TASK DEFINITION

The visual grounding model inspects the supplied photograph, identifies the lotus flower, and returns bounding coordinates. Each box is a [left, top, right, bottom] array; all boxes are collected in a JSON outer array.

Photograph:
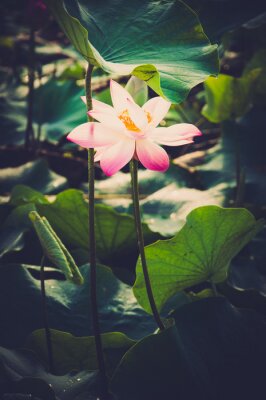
[[67, 80, 201, 176]]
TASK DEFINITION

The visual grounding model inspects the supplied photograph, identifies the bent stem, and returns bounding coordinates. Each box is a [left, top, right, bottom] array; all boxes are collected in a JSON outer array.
[[40, 255, 55, 374], [85, 64, 109, 398], [130, 159, 165, 331]]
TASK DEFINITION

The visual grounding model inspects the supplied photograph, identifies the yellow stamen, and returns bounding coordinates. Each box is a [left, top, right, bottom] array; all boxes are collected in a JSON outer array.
[[119, 109, 140, 132], [145, 110, 152, 124], [118, 109, 152, 132]]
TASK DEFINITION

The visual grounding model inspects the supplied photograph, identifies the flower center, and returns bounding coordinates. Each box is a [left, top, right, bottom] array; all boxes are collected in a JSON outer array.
[[118, 109, 152, 132]]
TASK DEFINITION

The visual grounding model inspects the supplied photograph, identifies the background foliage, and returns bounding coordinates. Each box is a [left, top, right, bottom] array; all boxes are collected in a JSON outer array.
[[0, 0, 265, 398]]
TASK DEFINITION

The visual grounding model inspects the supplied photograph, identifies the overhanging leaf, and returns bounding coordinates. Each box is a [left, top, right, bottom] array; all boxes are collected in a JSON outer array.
[[46, 0, 218, 103], [133, 205, 264, 313]]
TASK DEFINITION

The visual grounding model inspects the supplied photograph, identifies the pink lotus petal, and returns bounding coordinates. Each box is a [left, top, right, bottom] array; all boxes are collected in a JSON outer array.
[[88, 110, 125, 132], [149, 124, 201, 146], [92, 99, 115, 114], [81, 97, 115, 114], [78, 82, 201, 175], [126, 98, 148, 131], [67, 122, 119, 148], [136, 139, 169, 172], [100, 139, 135, 176], [142, 97, 171, 127], [110, 79, 134, 113], [94, 146, 108, 162]]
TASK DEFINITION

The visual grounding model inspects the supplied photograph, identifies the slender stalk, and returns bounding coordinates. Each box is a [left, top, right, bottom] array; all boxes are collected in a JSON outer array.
[[85, 64, 109, 398], [210, 280, 218, 297], [25, 25, 35, 149], [235, 130, 241, 196], [130, 159, 165, 331], [40, 255, 55, 374], [234, 128, 245, 207]]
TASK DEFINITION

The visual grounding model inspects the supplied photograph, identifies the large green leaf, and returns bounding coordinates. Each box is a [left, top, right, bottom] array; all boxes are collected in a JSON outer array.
[[133, 205, 264, 313], [111, 321, 201, 400], [0, 263, 154, 347], [1, 187, 161, 283], [46, 0, 218, 103], [37, 189, 160, 257], [111, 297, 266, 400], [27, 329, 135, 376]]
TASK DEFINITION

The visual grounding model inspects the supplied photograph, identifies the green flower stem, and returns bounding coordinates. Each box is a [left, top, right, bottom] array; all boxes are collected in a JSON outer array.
[[130, 159, 165, 331], [25, 25, 35, 149], [210, 280, 218, 296], [85, 64, 109, 398], [40, 255, 55, 374], [234, 130, 245, 207]]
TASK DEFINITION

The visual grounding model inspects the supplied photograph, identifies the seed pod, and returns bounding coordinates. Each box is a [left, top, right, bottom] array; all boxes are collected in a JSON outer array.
[[29, 211, 84, 285], [43, 217, 84, 285]]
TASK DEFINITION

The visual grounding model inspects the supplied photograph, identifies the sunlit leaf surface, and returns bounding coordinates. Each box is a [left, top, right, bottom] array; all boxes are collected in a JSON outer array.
[[134, 205, 264, 313], [47, 0, 218, 103]]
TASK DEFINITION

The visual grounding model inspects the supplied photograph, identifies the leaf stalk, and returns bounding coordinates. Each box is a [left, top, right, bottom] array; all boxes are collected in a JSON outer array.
[[130, 159, 165, 331], [40, 255, 55, 374]]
